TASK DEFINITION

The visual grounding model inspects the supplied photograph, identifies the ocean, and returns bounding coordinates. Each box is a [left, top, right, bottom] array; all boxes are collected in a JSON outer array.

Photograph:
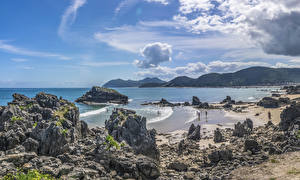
[[0, 87, 279, 132]]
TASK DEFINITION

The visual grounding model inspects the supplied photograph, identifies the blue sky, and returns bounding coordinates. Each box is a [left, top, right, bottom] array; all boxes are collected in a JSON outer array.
[[1, 0, 300, 87]]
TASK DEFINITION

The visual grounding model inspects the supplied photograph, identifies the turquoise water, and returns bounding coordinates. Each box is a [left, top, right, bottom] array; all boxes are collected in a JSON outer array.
[[0, 87, 279, 131]]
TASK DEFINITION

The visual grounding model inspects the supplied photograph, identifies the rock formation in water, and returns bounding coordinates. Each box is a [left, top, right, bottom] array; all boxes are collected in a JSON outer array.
[[75, 86, 128, 105]]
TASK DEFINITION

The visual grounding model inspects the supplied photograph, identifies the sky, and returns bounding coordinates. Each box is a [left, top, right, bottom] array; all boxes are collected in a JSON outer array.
[[1, 0, 300, 87]]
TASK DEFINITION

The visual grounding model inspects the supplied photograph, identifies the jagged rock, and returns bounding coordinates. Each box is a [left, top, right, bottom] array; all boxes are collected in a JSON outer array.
[[279, 103, 300, 131], [257, 97, 279, 108], [214, 128, 223, 143], [223, 103, 232, 109], [136, 157, 160, 179], [284, 85, 300, 94], [233, 119, 253, 137], [199, 102, 209, 109], [244, 139, 260, 154], [192, 96, 201, 106], [105, 108, 160, 160], [35, 93, 61, 109], [159, 98, 173, 106], [22, 138, 39, 153], [168, 161, 188, 172], [208, 148, 233, 164], [279, 97, 290, 104], [221, 96, 235, 104], [183, 102, 190, 106], [76, 86, 128, 105], [187, 124, 200, 140]]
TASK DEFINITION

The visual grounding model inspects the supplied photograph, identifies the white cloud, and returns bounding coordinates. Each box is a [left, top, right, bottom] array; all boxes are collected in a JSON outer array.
[[134, 42, 172, 68], [11, 58, 28, 62], [58, 0, 87, 38], [175, 0, 300, 56], [136, 60, 270, 79], [145, 0, 169, 5], [273, 62, 300, 68], [0, 41, 70, 60], [94, 23, 252, 53], [115, 0, 169, 14]]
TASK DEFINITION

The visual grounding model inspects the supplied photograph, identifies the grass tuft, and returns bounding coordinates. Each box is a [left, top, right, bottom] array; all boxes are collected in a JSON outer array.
[[2, 169, 55, 180]]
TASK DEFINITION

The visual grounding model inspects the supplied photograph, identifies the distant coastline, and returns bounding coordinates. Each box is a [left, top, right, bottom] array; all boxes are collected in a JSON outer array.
[[104, 66, 300, 88]]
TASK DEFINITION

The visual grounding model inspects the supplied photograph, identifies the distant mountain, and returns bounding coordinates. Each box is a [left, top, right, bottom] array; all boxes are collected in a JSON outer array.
[[143, 67, 300, 87], [103, 77, 166, 87]]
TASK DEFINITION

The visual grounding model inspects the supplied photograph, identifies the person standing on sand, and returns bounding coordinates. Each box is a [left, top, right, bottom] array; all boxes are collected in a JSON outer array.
[[205, 111, 208, 122], [268, 111, 271, 120]]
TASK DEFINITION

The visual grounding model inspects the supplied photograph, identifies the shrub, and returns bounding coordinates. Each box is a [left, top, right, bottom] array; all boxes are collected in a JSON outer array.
[[60, 129, 68, 137], [104, 135, 120, 150], [297, 130, 300, 139], [2, 169, 55, 180], [11, 116, 23, 124], [33, 122, 38, 128]]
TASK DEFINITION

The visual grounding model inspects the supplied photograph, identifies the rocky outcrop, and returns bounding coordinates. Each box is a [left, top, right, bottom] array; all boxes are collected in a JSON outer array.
[[279, 103, 300, 131], [233, 119, 253, 137], [187, 124, 201, 140], [213, 128, 224, 143], [221, 96, 235, 104], [284, 85, 300, 94], [192, 96, 201, 106], [105, 108, 160, 160], [75, 86, 128, 105], [0, 93, 160, 179], [257, 97, 279, 108]]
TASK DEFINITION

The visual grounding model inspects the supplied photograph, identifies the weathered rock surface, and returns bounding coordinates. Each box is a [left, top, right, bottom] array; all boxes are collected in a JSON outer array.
[[280, 103, 300, 131], [232, 118, 253, 137], [75, 86, 128, 105], [0, 93, 160, 179], [213, 128, 224, 143], [284, 85, 300, 94], [221, 96, 235, 104], [187, 123, 201, 140], [105, 108, 160, 160], [257, 97, 279, 108], [192, 96, 201, 106]]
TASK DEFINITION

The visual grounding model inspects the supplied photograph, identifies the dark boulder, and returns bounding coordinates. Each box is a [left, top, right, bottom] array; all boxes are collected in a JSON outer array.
[[233, 119, 253, 137], [257, 97, 279, 108], [187, 124, 201, 140], [213, 128, 223, 143], [221, 96, 235, 104], [244, 139, 260, 154], [279, 103, 300, 131], [208, 148, 233, 164], [76, 86, 128, 105], [192, 96, 201, 106], [105, 108, 160, 160], [168, 161, 188, 172]]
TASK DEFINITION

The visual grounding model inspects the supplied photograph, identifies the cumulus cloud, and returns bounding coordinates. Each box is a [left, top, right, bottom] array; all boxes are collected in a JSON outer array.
[[58, 0, 87, 38], [137, 60, 270, 79], [175, 0, 300, 56], [115, 0, 169, 15], [134, 42, 172, 68]]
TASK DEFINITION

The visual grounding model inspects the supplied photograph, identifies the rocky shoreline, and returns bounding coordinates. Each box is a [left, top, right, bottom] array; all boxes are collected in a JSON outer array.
[[0, 88, 299, 179]]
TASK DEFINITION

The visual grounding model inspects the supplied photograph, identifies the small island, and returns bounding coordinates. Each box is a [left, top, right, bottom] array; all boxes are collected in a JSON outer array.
[[75, 86, 128, 105]]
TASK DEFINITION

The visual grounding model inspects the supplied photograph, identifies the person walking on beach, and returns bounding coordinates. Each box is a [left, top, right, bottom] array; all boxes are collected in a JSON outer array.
[[268, 111, 271, 120], [197, 111, 201, 121]]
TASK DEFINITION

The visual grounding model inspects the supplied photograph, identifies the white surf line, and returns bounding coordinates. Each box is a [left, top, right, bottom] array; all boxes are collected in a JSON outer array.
[[147, 107, 174, 124], [80, 107, 108, 118]]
